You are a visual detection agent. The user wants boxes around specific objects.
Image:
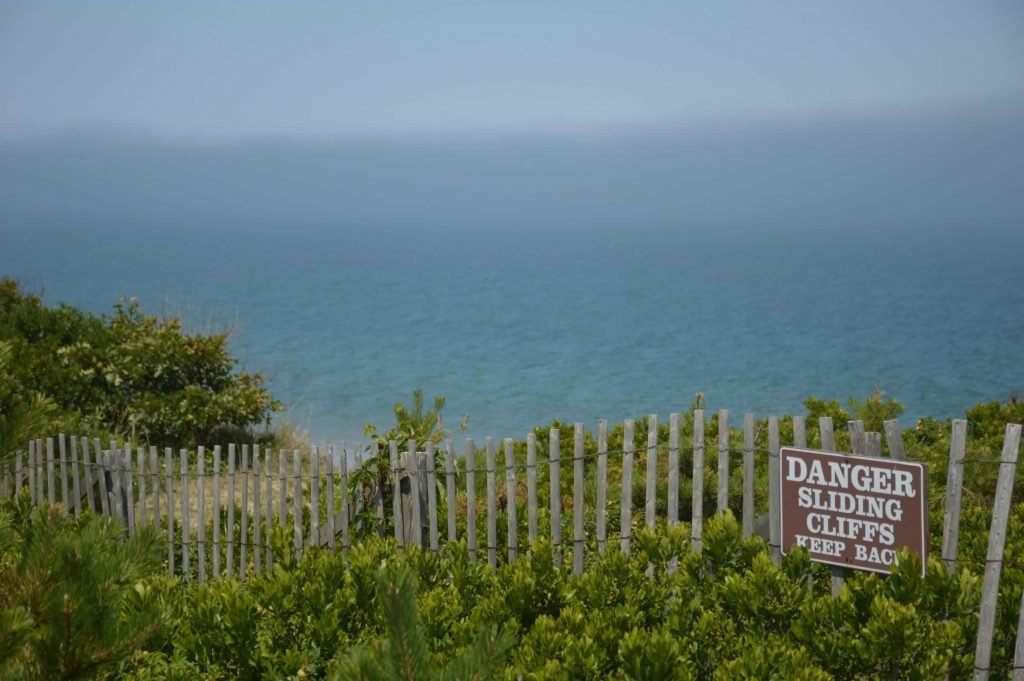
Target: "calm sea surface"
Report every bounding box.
[3,224,1023,444]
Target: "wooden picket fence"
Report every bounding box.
[1,411,1023,680]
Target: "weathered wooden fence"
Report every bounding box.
[1,412,1022,680]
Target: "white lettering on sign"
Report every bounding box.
[780,447,928,576]
[786,456,916,497]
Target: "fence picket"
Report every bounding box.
[341,443,351,557]
[408,440,422,549]
[240,445,249,573]
[597,419,609,554]
[692,411,705,552]
[942,419,967,572]
[646,415,657,529]
[504,438,517,563]
[213,445,222,578]
[278,448,287,531]
[227,444,236,576]
[197,446,206,583]
[15,450,23,499]
[180,449,190,580]
[974,423,1021,681]
[427,442,439,552]
[742,413,755,537]
[819,417,836,452]
[137,447,146,527]
[165,447,174,575]
[308,445,317,555]
[390,441,404,551]
[527,433,538,549]
[150,446,160,529]
[446,439,457,543]
[864,432,882,457]
[265,448,273,567]
[768,416,781,566]
[326,449,335,553]
[70,436,81,517]
[717,410,729,512]
[466,438,477,561]
[883,419,906,460]
[793,416,807,449]
[573,424,585,576]
[96,440,109,517]
[621,419,634,556]
[485,437,497,569]
[27,441,35,504]
[293,449,302,560]
[252,445,261,574]
[82,440,95,512]
[36,439,43,505]
[549,429,561,565]
[46,437,56,506]
[59,434,68,512]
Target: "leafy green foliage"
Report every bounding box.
[0,279,280,453]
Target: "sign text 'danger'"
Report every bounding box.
[779,447,927,576]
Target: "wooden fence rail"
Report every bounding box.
[1,412,1023,679]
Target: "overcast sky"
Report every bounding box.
[1,1,1022,140]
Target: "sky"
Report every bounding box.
[1,1,1022,140]
[0,2,1022,237]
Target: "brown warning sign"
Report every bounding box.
[780,447,928,576]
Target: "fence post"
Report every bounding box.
[621,419,634,556]
[973,423,1021,681]
[341,443,351,558]
[942,419,967,572]
[264,447,273,566]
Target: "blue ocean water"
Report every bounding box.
[2,223,1022,444]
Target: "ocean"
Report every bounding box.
[2,223,1022,445]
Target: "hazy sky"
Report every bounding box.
[1,1,1022,140]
